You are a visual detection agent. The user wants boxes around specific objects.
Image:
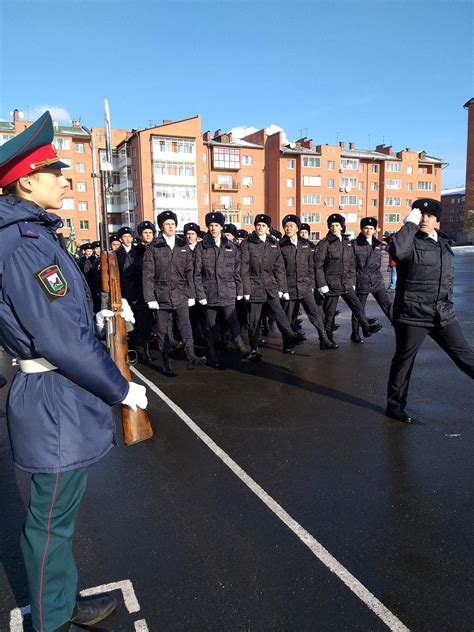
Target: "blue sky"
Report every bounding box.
[1,0,472,187]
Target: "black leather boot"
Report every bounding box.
[161,352,176,377]
[143,340,153,363]
[244,347,262,361]
[234,336,251,359]
[320,336,339,350]
[69,593,117,627]
[184,343,207,369]
[361,321,383,337]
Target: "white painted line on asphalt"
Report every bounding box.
[132,366,410,632]
[134,619,150,631]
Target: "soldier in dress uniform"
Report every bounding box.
[314,213,383,344]
[350,217,392,344]
[193,211,249,368]
[240,214,305,360]
[142,211,206,376]
[132,221,156,363]
[0,111,148,632]
[280,214,338,350]
[386,199,474,422]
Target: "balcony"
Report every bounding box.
[212,203,241,211]
[212,181,240,192]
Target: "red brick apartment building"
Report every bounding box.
[440,187,466,240]
[463,98,474,241]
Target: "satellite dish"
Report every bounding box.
[18,111,24,119]
[345,185,352,193]
[289,142,297,149]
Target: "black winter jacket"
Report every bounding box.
[142,234,194,309]
[314,233,356,296]
[389,223,456,327]
[193,233,242,306]
[279,235,315,299]
[116,244,139,303]
[351,234,385,294]
[240,231,288,302]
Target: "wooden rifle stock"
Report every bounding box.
[102,250,153,445]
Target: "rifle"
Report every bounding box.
[98,99,153,445]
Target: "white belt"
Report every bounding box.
[15,358,58,374]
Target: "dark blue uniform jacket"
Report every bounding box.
[0,196,129,473]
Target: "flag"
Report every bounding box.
[66,221,77,256]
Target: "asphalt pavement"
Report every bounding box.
[1,253,473,632]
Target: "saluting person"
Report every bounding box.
[0,112,147,632]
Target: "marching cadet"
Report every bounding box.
[184,222,206,344]
[115,226,138,305]
[223,222,238,242]
[280,215,338,350]
[143,210,206,376]
[386,199,474,423]
[350,217,392,343]
[184,221,201,252]
[0,112,148,632]
[235,228,248,246]
[193,211,249,368]
[78,242,101,312]
[132,221,156,363]
[240,214,305,360]
[109,232,121,251]
[315,213,383,344]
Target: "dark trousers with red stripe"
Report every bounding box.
[20,468,88,632]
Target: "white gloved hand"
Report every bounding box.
[236,295,243,301]
[278,291,283,299]
[352,286,356,291]
[121,382,148,411]
[244,295,250,301]
[120,298,135,324]
[404,207,422,225]
[188,298,196,307]
[199,298,208,305]
[148,301,159,310]
[95,309,114,334]
[319,286,330,296]
[282,292,290,301]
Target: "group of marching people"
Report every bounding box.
[78,210,387,376]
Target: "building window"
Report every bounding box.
[310,231,320,241]
[371,182,379,191]
[303,175,321,186]
[242,196,253,206]
[385,196,401,206]
[75,143,84,153]
[385,179,401,189]
[340,159,358,170]
[242,155,253,165]
[242,175,253,186]
[287,159,295,169]
[53,137,70,150]
[370,199,377,208]
[371,164,378,173]
[213,146,240,169]
[385,213,400,223]
[287,178,294,188]
[302,194,321,205]
[218,174,233,185]
[326,197,334,206]
[327,179,334,188]
[154,161,195,177]
[79,220,89,230]
[203,152,207,163]
[406,199,412,207]
[340,195,357,205]
[386,162,402,172]
[302,212,320,223]
[204,193,209,204]
[61,198,74,211]
[154,137,194,154]
[78,201,88,211]
[359,163,364,173]
[340,177,358,189]
[76,162,86,173]
[303,157,320,168]
[63,218,73,228]
[407,182,413,191]
[417,181,433,191]
[327,160,335,170]
[243,214,254,225]
[287,197,295,207]
[203,174,208,183]
[77,182,87,192]
[407,165,413,175]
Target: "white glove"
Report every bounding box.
[244,295,250,301]
[404,207,422,225]
[352,286,356,291]
[95,300,135,335]
[282,292,289,301]
[120,298,135,324]
[319,286,330,296]
[121,382,148,411]
[236,295,243,301]
[148,301,159,310]
[188,298,196,307]
[199,298,208,305]
[278,291,283,298]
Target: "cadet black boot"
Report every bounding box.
[361,321,383,337]
[184,343,207,369]
[244,347,262,361]
[386,406,412,423]
[69,593,117,627]
[351,333,364,344]
[320,336,339,350]
[161,352,176,377]
[234,336,251,359]
[143,340,153,363]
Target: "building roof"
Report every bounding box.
[463,97,474,108]
[341,148,396,160]
[0,121,14,132]
[53,124,90,137]
[441,186,465,196]
[205,138,264,149]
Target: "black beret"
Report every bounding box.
[360,217,378,230]
[117,226,133,238]
[327,213,346,228]
[183,222,201,235]
[299,223,311,233]
[223,223,238,237]
[137,221,156,235]
[91,241,100,248]
[412,198,442,220]
[254,214,272,227]
[157,211,178,228]
[235,229,248,239]
[282,214,301,229]
[205,211,225,227]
